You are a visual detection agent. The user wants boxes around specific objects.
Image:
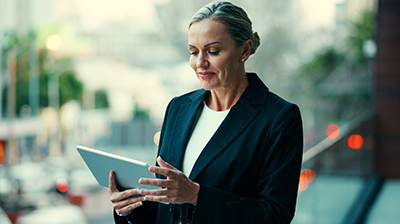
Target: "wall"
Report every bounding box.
[374,0,400,178]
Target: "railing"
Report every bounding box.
[293,110,376,224]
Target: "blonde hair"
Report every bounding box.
[189,1,260,55]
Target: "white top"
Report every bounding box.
[182,101,230,176]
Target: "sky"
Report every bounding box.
[76,0,159,30]
[70,0,344,31]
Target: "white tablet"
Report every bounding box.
[76,145,160,191]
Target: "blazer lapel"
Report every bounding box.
[188,101,259,180]
[167,90,206,170]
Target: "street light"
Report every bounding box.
[46,34,63,51]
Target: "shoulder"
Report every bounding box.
[168,89,206,107]
[265,92,301,123]
[266,91,299,113]
[163,89,206,118]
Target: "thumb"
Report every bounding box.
[157,156,178,170]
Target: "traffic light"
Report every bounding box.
[0,139,6,165]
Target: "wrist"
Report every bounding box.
[191,183,200,206]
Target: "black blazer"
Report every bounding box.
[114,73,303,224]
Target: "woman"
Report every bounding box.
[109,1,303,223]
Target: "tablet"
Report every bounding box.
[76,145,160,191]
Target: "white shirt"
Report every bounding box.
[182,101,230,176]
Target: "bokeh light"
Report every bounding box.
[56,178,69,193]
[153,131,161,146]
[0,142,4,164]
[45,34,63,51]
[298,168,316,191]
[347,134,363,150]
[326,124,340,139]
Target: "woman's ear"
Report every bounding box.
[242,39,253,60]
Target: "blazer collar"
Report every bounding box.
[239,73,269,106]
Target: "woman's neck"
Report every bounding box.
[206,75,249,111]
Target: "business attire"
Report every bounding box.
[114,73,303,224]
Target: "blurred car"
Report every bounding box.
[9,162,54,194]
[16,204,89,224]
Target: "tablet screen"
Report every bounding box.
[76,145,160,191]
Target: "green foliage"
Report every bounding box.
[59,68,83,106]
[94,90,109,109]
[299,47,344,84]
[1,32,84,117]
[347,11,376,65]
[134,104,150,119]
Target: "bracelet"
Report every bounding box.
[116,209,133,217]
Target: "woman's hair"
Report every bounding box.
[189,1,260,55]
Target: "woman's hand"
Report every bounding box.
[108,171,144,216]
[139,156,200,206]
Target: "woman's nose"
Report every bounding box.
[196,53,208,68]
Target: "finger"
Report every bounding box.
[157,156,178,170]
[144,195,172,203]
[110,188,142,203]
[139,178,176,188]
[113,196,144,209]
[149,166,179,179]
[141,187,178,197]
[114,198,144,215]
[108,171,119,193]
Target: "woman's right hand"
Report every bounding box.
[108,171,145,216]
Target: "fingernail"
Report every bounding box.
[138,201,143,206]
[136,189,141,194]
[138,178,143,184]
[149,166,154,172]
[142,196,146,201]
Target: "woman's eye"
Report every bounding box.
[190,51,198,56]
[209,50,220,55]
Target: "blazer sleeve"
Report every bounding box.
[192,104,303,224]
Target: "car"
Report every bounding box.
[16,204,89,224]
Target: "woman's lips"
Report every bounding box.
[198,72,215,79]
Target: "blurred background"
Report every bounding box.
[0,0,399,223]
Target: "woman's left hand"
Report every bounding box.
[138,156,200,206]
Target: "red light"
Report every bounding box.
[298,169,316,191]
[298,175,309,191]
[347,134,363,149]
[0,141,5,164]
[326,124,340,139]
[56,178,69,193]
[67,192,85,207]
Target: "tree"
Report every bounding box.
[1,33,84,117]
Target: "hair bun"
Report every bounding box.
[251,32,261,55]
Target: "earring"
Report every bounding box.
[241,58,245,62]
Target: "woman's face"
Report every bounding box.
[188,19,244,91]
